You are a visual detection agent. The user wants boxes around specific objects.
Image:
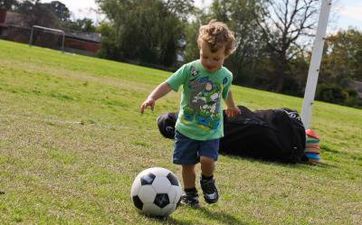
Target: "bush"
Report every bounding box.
[317,84,348,104]
[317,84,361,107]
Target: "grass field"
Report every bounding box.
[0,39,361,225]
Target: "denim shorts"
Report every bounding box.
[173,130,220,165]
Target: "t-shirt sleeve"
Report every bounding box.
[222,73,233,99]
[166,64,189,92]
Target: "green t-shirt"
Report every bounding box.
[166,60,233,141]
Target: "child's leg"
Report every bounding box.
[199,138,219,204]
[182,164,196,189]
[200,156,215,177]
[173,131,200,207]
[180,164,200,208]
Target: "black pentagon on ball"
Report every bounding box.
[154,193,170,208]
[166,173,179,186]
[140,173,156,185]
[132,195,143,210]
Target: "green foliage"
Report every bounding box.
[317,29,362,107]
[44,1,71,22]
[317,84,349,104]
[2,0,70,28]
[0,0,18,10]
[184,20,202,62]
[256,0,319,92]
[96,0,194,67]
[96,22,121,60]
[321,29,362,83]
[317,84,361,108]
[64,18,96,32]
[207,0,267,86]
[14,0,59,28]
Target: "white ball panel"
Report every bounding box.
[138,185,157,203]
[169,186,182,204]
[151,167,170,177]
[174,185,182,203]
[130,177,142,197]
[152,176,171,193]
[167,187,177,204]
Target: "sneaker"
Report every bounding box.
[180,190,200,208]
[200,177,219,204]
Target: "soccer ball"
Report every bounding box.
[131,167,182,217]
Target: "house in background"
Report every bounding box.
[64,31,101,56]
[0,9,101,56]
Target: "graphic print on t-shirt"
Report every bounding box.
[182,66,222,130]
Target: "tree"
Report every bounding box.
[65,18,96,32]
[315,29,362,107]
[164,0,194,20]
[44,1,71,22]
[0,0,18,10]
[184,19,203,62]
[96,22,120,59]
[14,0,71,27]
[96,0,194,67]
[256,0,319,92]
[16,0,58,28]
[321,29,362,83]
[208,0,267,86]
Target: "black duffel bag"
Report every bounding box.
[157,106,306,163]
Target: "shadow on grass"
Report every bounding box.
[143,215,194,225]
[314,161,338,168]
[226,154,339,169]
[196,207,248,225]
[162,217,196,225]
[146,207,248,225]
[322,144,362,162]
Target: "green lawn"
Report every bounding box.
[0,40,361,225]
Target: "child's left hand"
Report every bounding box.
[225,106,241,117]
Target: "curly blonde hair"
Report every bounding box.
[197,20,236,56]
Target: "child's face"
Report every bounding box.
[199,40,226,73]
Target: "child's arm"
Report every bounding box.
[224,90,240,117]
[140,82,172,113]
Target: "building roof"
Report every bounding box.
[65,31,101,43]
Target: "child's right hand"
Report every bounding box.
[140,97,156,114]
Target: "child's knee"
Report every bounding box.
[200,156,215,165]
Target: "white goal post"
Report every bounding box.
[28,25,65,52]
[301,0,332,129]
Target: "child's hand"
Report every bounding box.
[140,97,156,114]
[225,106,241,117]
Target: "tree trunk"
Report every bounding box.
[274,54,288,92]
